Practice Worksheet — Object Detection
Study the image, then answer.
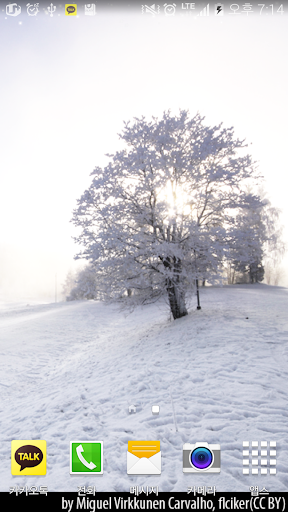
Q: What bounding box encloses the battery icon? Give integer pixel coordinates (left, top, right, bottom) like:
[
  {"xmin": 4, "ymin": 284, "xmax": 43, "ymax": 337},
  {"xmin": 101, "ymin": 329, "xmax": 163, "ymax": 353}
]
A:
[{"xmin": 215, "ymin": 3, "xmax": 224, "ymax": 15}]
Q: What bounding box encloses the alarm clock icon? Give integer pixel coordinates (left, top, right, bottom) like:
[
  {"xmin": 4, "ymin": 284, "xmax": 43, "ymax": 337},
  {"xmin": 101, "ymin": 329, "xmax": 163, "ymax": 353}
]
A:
[{"xmin": 26, "ymin": 3, "xmax": 39, "ymax": 16}]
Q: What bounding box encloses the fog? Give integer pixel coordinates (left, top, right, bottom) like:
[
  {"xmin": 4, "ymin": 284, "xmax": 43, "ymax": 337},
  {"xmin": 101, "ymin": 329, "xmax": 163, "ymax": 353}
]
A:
[{"xmin": 0, "ymin": 13, "xmax": 287, "ymax": 302}]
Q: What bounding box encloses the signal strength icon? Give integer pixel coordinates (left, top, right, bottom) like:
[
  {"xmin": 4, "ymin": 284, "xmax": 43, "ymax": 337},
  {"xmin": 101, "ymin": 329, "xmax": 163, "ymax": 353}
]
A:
[{"xmin": 198, "ymin": 4, "xmax": 209, "ymax": 16}]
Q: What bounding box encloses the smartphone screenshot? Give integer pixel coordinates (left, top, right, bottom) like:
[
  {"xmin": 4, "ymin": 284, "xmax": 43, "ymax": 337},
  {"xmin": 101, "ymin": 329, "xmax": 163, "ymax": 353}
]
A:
[{"xmin": 0, "ymin": 0, "xmax": 287, "ymax": 508}]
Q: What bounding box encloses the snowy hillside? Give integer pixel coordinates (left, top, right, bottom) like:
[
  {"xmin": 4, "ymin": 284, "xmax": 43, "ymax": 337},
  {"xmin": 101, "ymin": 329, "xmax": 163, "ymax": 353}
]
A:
[{"xmin": 0, "ymin": 284, "xmax": 287, "ymax": 492}]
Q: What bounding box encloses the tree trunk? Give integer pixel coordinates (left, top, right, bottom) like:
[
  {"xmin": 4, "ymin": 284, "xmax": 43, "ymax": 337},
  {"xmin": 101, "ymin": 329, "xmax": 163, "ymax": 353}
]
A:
[{"xmin": 166, "ymin": 279, "xmax": 188, "ymax": 320}]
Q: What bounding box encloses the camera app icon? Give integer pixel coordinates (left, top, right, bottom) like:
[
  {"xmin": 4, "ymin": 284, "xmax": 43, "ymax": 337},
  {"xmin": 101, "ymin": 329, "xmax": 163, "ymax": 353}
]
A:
[{"xmin": 183, "ymin": 442, "xmax": 221, "ymax": 473}]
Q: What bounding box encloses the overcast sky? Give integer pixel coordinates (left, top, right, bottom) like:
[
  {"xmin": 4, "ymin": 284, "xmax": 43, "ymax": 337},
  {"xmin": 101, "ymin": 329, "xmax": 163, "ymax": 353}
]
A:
[{"xmin": 0, "ymin": 10, "xmax": 287, "ymax": 301}]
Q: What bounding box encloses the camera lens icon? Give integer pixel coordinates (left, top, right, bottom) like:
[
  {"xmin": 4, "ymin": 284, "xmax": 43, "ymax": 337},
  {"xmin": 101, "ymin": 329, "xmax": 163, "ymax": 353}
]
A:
[
  {"xmin": 191, "ymin": 446, "xmax": 213, "ymax": 470},
  {"xmin": 183, "ymin": 442, "xmax": 221, "ymax": 473}
]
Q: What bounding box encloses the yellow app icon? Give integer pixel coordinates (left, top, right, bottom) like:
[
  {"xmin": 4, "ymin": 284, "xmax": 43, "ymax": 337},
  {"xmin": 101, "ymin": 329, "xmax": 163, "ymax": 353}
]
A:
[
  {"xmin": 127, "ymin": 441, "xmax": 161, "ymax": 475},
  {"xmin": 65, "ymin": 4, "xmax": 77, "ymax": 15},
  {"xmin": 11, "ymin": 440, "xmax": 46, "ymax": 475}
]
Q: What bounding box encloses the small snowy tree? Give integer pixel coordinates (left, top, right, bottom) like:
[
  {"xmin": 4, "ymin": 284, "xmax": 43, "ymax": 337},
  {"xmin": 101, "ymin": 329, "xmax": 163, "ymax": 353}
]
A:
[
  {"xmin": 62, "ymin": 270, "xmax": 77, "ymax": 299},
  {"xmin": 67, "ymin": 265, "xmax": 98, "ymax": 301},
  {"xmin": 262, "ymin": 194, "xmax": 285, "ymax": 284},
  {"xmin": 226, "ymin": 190, "xmax": 285, "ymax": 284},
  {"xmin": 228, "ymin": 201, "xmax": 266, "ymax": 283},
  {"xmin": 72, "ymin": 110, "xmax": 262, "ymax": 319}
]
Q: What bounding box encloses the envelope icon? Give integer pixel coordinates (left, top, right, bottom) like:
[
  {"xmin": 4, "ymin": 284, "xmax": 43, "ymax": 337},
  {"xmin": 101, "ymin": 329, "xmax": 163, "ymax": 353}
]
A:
[{"xmin": 127, "ymin": 441, "xmax": 161, "ymax": 475}]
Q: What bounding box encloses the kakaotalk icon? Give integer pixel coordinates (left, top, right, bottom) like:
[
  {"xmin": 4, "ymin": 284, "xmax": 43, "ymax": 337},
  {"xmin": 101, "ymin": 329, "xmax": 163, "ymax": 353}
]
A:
[{"xmin": 11, "ymin": 440, "xmax": 46, "ymax": 475}]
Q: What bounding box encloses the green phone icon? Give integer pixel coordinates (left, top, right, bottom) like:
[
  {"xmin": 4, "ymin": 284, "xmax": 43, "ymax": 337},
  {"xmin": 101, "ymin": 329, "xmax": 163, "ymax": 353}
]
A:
[{"xmin": 70, "ymin": 441, "xmax": 103, "ymax": 474}]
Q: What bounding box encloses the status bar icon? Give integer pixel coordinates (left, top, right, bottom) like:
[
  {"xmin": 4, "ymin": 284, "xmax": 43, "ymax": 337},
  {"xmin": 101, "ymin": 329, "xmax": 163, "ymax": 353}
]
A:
[
  {"xmin": 6, "ymin": 3, "xmax": 21, "ymax": 16},
  {"xmin": 215, "ymin": 3, "xmax": 224, "ymax": 15},
  {"xmin": 47, "ymin": 3, "xmax": 56, "ymax": 16},
  {"xmin": 65, "ymin": 3, "xmax": 77, "ymax": 15}
]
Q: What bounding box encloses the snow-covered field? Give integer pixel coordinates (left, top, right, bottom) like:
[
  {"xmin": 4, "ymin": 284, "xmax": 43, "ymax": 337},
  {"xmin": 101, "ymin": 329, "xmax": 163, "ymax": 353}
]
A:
[{"xmin": 0, "ymin": 284, "xmax": 287, "ymax": 492}]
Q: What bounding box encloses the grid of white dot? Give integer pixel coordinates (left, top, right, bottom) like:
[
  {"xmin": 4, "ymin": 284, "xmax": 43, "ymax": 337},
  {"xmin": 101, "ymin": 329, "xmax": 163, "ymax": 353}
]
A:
[{"xmin": 242, "ymin": 441, "xmax": 276, "ymax": 475}]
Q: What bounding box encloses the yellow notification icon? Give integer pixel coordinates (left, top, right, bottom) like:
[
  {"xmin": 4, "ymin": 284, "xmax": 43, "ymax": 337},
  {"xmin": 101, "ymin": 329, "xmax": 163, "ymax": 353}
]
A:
[{"xmin": 65, "ymin": 4, "xmax": 77, "ymax": 15}]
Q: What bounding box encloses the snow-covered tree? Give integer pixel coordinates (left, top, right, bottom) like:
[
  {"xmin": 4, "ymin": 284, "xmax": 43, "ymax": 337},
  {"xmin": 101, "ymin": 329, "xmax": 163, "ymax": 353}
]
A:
[
  {"xmin": 66, "ymin": 265, "xmax": 98, "ymax": 301},
  {"xmin": 62, "ymin": 270, "xmax": 77, "ymax": 299},
  {"xmin": 226, "ymin": 190, "xmax": 285, "ymax": 284},
  {"xmin": 262, "ymin": 194, "xmax": 285, "ymax": 283},
  {"xmin": 72, "ymin": 110, "xmax": 263, "ymax": 319},
  {"xmin": 228, "ymin": 201, "xmax": 265, "ymax": 283}
]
